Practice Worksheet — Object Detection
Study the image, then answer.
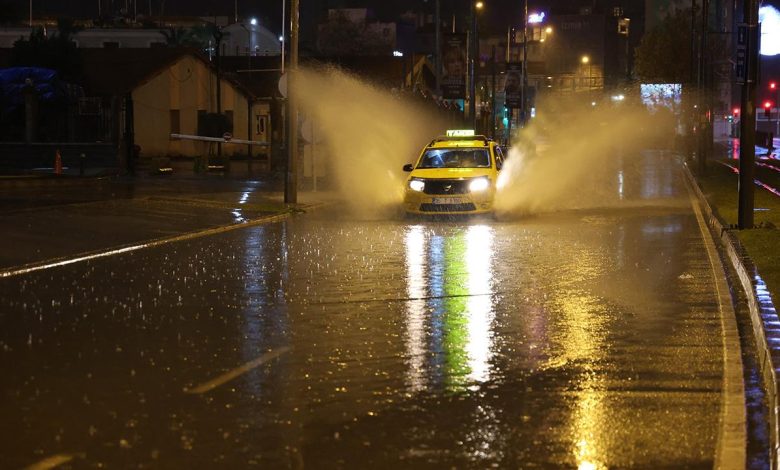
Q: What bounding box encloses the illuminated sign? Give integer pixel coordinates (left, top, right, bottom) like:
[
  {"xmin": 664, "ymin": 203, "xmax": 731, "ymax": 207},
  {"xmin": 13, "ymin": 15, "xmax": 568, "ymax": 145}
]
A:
[
  {"xmin": 528, "ymin": 12, "xmax": 546, "ymax": 24},
  {"xmin": 760, "ymin": 5, "xmax": 780, "ymax": 56},
  {"xmin": 446, "ymin": 129, "xmax": 475, "ymax": 137},
  {"xmin": 640, "ymin": 83, "xmax": 682, "ymax": 112}
]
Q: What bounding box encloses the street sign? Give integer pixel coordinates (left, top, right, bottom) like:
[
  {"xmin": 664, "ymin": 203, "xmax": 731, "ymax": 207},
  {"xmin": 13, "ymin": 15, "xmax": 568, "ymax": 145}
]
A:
[
  {"xmin": 736, "ymin": 24, "xmax": 747, "ymax": 84},
  {"xmin": 735, "ymin": 23, "xmax": 759, "ymax": 85}
]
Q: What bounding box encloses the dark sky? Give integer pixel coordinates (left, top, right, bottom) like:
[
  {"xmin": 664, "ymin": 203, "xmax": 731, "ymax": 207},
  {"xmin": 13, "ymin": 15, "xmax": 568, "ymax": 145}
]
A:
[{"xmin": 7, "ymin": 1, "xmax": 641, "ymax": 36}]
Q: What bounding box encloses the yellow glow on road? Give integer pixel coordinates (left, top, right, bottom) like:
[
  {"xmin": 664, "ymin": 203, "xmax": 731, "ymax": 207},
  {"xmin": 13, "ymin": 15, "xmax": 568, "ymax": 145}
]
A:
[
  {"xmin": 404, "ymin": 225, "xmax": 428, "ymax": 391},
  {"xmin": 465, "ymin": 225, "xmax": 495, "ymax": 382}
]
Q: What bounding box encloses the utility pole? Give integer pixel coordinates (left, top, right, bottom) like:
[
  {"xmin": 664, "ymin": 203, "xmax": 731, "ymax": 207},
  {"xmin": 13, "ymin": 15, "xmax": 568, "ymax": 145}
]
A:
[
  {"xmin": 469, "ymin": 1, "xmax": 477, "ymax": 130},
  {"xmin": 521, "ymin": 0, "xmax": 528, "ymax": 127},
  {"xmin": 738, "ymin": 0, "xmax": 758, "ymax": 229},
  {"xmin": 696, "ymin": 0, "xmax": 710, "ymax": 175},
  {"xmin": 213, "ymin": 27, "xmax": 223, "ymax": 159},
  {"xmin": 285, "ymin": 0, "xmax": 299, "ymax": 204},
  {"xmin": 435, "ymin": 0, "xmax": 441, "ymax": 96},
  {"xmin": 491, "ymin": 45, "xmax": 496, "ymax": 139}
]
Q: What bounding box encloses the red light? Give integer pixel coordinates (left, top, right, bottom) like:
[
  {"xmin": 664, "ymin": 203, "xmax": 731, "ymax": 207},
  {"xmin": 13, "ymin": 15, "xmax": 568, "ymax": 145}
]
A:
[
  {"xmin": 771, "ymin": 82, "xmax": 778, "ymax": 90},
  {"xmin": 765, "ymin": 101, "xmax": 773, "ymax": 109},
  {"xmin": 733, "ymin": 107, "xmax": 740, "ymax": 115}
]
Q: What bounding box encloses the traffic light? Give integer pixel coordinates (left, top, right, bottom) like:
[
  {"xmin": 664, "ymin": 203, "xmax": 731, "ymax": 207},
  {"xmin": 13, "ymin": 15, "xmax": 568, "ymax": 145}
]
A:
[
  {"xmin": 732, "ymin": 107, "xmax": 740, "ymax": 117},
  {"xmin": 764, "ymin": 101, "xmax": 773, "ymax": 119},
  {"xmin": 771, "ymin": 82, "xmax": 777, "ymax": 91}
]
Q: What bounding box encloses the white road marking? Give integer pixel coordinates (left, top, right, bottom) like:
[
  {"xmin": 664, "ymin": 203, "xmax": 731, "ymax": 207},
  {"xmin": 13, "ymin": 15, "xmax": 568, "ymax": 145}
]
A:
[
  {"xmin": 184, "ymin": 347, "xmax": 291, "ymax": 394},
  {"xmin": 683, "ymin": 166, "xmax": 746, "ymax": 469},
  {"xmin": 0, "ymin": 213, "xmax": 292, "ymax": 279},
  {"xmin": 25, "ymin": 453, "xmax": 76, "ymax": 470}
]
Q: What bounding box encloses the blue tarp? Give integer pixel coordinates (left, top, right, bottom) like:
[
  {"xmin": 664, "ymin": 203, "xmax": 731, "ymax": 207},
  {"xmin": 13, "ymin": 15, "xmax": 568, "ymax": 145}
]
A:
[{"xmin": 0, "ymin": 67, "xmax": 79, "ymax": 112}]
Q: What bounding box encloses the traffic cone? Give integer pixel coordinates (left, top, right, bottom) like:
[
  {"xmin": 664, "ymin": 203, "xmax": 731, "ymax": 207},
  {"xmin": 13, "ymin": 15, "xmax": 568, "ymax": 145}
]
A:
[{"xmin": 54, "ymin": 149, "xmax": 62, "ymax": 175}]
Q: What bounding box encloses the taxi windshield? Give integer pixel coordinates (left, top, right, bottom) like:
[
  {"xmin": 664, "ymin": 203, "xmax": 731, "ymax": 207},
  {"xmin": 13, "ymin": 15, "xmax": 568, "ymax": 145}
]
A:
[{"xmin": 417, "ymin": 148, "xmax": 491, "ymax": 169}]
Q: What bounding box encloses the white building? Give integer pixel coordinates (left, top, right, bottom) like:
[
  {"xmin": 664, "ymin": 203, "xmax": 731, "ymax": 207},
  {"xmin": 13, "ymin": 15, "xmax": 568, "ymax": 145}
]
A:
[{"xmin": 0, "ymin": 19, "xmax": 281, "ymax": 56}]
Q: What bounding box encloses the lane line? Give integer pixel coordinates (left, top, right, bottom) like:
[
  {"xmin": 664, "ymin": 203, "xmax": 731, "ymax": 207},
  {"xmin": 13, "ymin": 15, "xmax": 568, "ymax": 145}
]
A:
[
  {"xmin": 25, "ymin": 453, "xmax": 76, "ymax": 470},
  {"xmin": 311, "ymin": 292, "xmax": 495, "ymax": 306},
  {"xmin": 0, "ymin": 212, "xmax": 293, "ymax": 279},
  {"xmin": 184, "ymin": 347, "xmax": 291, "ymax": 394},
  {"xmin": 683, "ymin": 168, "xmax": 747, "ymax": 469}
]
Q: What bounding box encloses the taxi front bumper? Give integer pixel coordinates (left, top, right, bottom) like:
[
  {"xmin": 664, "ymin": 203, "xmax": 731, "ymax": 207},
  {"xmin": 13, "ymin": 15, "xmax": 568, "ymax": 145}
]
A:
[{"xmin": 403, "ymin": 190, "xmax": 495, "ymax": 214}]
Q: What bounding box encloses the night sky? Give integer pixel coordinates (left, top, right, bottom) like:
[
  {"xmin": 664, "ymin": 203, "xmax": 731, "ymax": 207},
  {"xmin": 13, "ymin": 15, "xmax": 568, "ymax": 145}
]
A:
[{"xmin": 7, "ymin": 1, "xmax": 619, "ymax": 35}]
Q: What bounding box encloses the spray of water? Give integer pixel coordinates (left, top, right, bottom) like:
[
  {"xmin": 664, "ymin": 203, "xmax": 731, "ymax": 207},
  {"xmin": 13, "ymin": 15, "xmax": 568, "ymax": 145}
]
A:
[
  {"xmin": 293, "ymin": 67, "xmax": 675, "ymax": 220},
  {"xmin": 495, "ymin": 95, "xmax": 676, "ymax": 218},
  {"xmin": 292, "ymin": 66, "xmax": 448, "ymax": 218}
]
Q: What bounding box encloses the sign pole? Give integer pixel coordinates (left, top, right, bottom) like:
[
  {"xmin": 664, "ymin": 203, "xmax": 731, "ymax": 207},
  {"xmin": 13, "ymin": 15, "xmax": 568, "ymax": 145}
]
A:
[
  {"xmin": 285, "ymin": 0, "xmax": 299, "ymax": 204},
  {"xmin": 737, "ymin": 1, "xmax": 758, "ymax": 230}
]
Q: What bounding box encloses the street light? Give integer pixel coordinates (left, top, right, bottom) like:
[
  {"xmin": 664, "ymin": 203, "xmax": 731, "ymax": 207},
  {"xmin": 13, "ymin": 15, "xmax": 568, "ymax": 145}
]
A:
[
  {"xmin": 581, "ymin": 55, "xmax": 591, "ymax": 92},
  {"xmin": 469, "ymin": 1, "xmax": 484, "ymax": 130}
]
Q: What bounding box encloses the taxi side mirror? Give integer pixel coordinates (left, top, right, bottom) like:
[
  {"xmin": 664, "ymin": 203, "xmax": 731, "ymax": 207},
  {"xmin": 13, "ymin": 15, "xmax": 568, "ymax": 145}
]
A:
[{"xmin": 402, "ymin": 164, "xmax": 413, "ymax": 172}]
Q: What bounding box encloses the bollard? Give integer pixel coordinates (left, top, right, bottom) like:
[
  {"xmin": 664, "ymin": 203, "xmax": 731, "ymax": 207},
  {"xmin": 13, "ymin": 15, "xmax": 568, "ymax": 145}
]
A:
[{"xmin": 79, "ymin": 153, "xmax": 86, "ymax": 177}]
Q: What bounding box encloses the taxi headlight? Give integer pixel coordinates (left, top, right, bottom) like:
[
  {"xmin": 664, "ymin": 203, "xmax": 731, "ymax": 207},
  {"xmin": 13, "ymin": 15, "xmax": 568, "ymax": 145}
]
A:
[
  {"xmin": 408, "ymin": 178, "xmax": 425, "ymax": 192},
  {"xmin": 469, "ymin": 177, "xmax": 490, "ymax": 192}
]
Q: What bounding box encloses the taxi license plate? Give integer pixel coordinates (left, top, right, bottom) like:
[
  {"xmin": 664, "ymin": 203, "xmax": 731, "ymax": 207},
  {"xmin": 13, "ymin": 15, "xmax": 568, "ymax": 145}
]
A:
[{"xmin": 432, "ymin": 197, "xmax": 463, "ymax": 204}]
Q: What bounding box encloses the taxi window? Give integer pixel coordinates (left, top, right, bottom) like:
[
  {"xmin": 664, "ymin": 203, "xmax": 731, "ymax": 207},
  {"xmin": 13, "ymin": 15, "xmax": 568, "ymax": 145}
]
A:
[
  {"xmin": 418, "ymin": 148, "xmax": 491, "ymax": 169},
  {"xmin": 494, "ymin": 146, "xmax": 504, "ymax": 169}
]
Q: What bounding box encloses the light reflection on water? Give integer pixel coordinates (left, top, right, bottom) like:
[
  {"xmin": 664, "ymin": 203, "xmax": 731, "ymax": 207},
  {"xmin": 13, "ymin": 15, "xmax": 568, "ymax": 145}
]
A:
[{"xmin": 403, "ymin": 224, "xmax": 496, "ymax": 392}]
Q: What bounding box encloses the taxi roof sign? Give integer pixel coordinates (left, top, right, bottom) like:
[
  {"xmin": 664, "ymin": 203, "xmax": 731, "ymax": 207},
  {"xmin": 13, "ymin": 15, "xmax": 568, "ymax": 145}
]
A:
[{"xmin": 445, "ymin": 129, "xmax": 475, "ymax": 137}]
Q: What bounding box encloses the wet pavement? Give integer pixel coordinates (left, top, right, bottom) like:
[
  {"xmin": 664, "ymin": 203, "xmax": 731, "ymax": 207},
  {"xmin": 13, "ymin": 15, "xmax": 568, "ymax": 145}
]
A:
[{"xmin": 0, "ymin": 150, "xmax": 737, "ymax": 468}]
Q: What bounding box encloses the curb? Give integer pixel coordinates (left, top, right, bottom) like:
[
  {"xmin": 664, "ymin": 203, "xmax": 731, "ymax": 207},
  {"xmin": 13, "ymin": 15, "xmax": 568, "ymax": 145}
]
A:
[
  {"xmin": 0, "ymin": 173, "xmax": 119, "ymax": 188},
  {"xmin": 683, "ymin": 162, "xmax": 780, "ymax": 468}
]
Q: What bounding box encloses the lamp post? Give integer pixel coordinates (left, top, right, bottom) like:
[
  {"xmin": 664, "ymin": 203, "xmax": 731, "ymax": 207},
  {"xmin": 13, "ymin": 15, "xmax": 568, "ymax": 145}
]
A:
[
  {"xmin": 469, "ymin": 1, "xmax": 484, "ymax": 130},
  {"xmin": 520, "ymin": 0, "xmax": 527, "ymax": 127},
  {"xmin": 285, "ymin": 0, "xmax": 299, "ymax": 204},
  {"xmin": 581, "ymin": 55, "xmax": 591, "ymax": 97},
  {"xmin": 280, "ymin": 0, "xmax": 285, "ymax": 74}
]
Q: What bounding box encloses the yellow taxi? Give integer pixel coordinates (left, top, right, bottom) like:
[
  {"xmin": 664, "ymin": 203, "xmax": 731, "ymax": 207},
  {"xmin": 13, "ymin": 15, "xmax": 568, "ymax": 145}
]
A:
[{"xmin": 402, "ymin": 130, "xmax": 504, "ymax": 215}]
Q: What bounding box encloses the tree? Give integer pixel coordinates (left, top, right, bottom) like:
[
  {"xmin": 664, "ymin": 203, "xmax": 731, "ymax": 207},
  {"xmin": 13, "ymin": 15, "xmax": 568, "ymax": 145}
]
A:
[
  {"xmin": 634, "ymin": 8, "xmax": 692, "ymax": 84},
  {"xmin": 317, "ymin": 12, "xmax": 392, "ymax": 56},
  {"xmin": 10, "ymin": 18, "xmax": 83, "ymax": 80},
  {"xmin": 0, "ymin": 1, "xmax": 22, "ymax": 25}
]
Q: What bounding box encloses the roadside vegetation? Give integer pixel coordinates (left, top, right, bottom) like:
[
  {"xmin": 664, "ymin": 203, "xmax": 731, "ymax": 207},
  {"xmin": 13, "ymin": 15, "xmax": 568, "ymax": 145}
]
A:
[{"xmin": 696, "ymin": 159, "xmax": 780, "ymax": 299}]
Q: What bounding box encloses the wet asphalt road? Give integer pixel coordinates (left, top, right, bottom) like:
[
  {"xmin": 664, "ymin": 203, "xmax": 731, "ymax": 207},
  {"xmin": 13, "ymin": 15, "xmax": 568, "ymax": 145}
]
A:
[{"xmin": 0, "ymin": 151, "xmax": 729, "ymax": 468}]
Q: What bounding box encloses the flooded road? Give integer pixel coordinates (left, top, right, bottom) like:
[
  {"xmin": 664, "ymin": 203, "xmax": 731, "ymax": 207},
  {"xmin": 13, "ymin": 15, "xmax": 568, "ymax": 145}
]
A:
[{"xmin": 0, "ymin": 151, "xmax": 731, "ymax": 468}]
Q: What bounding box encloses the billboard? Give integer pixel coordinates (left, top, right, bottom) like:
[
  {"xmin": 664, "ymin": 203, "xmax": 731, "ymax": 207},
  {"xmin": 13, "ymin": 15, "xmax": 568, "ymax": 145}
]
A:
[
  {"xmin": 441, "ymin": 34, "xmax": 466, "ymax": 100},
  {"xmin": 504, "ymin": 62, "xmax": 523, "ymax": 109},
  {"xmin": 640, "ymin": 83, "xmax": 682, "ymax": 112},
  {"xmin": 760, "ymin": 3, "xmax": 780, "ymax": 56}
]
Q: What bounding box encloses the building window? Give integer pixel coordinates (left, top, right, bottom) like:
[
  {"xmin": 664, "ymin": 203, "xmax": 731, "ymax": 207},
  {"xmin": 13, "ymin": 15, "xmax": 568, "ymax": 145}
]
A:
[
  {"xmin": 618, "ymin": 18, "xmax": 630, "ymax": 35},
  {"xmin": 170, "ymin": 110, "xmax": 180, "ymax": 134},
  {"xmin": 613, "ymin": 7, "xmax": 624, "ymax": 17}
]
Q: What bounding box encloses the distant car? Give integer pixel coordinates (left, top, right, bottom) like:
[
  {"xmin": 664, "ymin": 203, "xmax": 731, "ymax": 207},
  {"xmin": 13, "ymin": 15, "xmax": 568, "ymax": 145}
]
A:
[{"xmin": 402, "ymin": 130, "xmax": 505, "ymax": 215}]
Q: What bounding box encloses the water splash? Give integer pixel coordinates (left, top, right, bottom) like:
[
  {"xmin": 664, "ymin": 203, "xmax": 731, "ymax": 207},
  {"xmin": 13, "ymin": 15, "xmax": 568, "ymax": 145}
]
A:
[
  {"xmin": 292, "ymin": 66, "xmax": 449, "ymax": 218},
  {"xmin": 495, "ymin": 95, "xmax": 676, "ymax": 218}
]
